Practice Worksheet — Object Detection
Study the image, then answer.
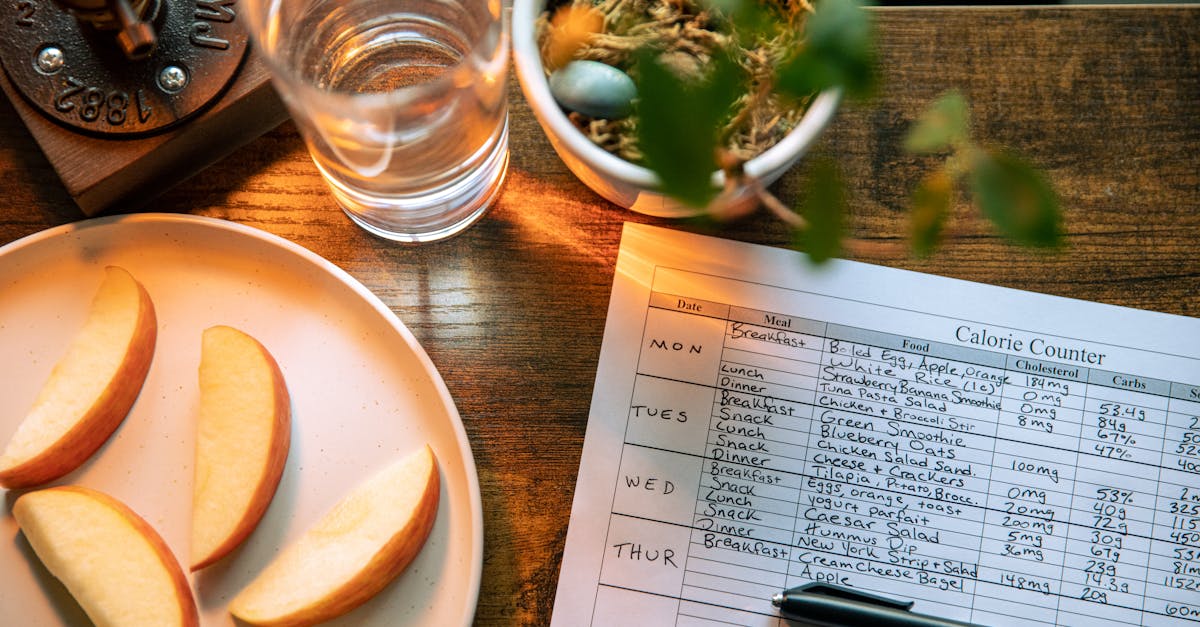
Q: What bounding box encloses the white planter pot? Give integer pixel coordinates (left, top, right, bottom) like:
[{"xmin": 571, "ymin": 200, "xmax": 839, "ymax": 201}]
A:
[{"xmin": 511, "ymin": 0, "xmax": 842, "ymax": 218}]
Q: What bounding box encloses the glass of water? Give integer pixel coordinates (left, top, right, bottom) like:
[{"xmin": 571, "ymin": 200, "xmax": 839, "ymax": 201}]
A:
[{"xmin": 243, "ymin": 0, "xmax": 509, "ymax": 242}]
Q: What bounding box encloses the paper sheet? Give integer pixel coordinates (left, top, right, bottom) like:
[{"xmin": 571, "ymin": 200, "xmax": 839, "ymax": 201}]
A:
[{"xmin": 551, "ymin": 223, "xmax": 1200, "ymax": 626}]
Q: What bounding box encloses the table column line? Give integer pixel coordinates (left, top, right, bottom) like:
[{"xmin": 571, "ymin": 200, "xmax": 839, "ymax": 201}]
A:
[
  {"xmin": 967, "ymin": 358, "xmax": 1007, "ymax": 619},
  {"xmin": 673, "ymin": 315, "xmax": 737, "ymax": 627},
  {"xmin": 787, "ymin": 319, "xmax": 830, "ymax": 587},
  {"xmin": 1053, "ymin": 376, "xmax": 1091, "ymax": 621},
  {"xmin": 1144, "ymin": 395, "xmax": 1177, "ymax": 627}
]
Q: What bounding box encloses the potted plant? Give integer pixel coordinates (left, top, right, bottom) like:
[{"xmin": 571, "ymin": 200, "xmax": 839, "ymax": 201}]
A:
[{"xmin": 512, "ymin": 0, "xmax": 1061, "ymax": 259}]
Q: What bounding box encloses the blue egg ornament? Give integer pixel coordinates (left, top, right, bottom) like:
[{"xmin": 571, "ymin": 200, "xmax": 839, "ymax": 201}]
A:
[{"xmin": 549, "ymin": 60, "xmax": 637, "ymax": 120}]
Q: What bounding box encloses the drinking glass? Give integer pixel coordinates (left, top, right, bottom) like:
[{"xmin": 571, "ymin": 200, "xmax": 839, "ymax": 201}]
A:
[{"xmin": 242, "ymin": 0, "xmax": 509, "ymax": 242}]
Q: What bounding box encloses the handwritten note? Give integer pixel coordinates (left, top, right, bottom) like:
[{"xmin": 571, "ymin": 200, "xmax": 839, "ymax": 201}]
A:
[{"xmin": 551, "ymin": 223, "xmax": 1200, "ymax": 626}]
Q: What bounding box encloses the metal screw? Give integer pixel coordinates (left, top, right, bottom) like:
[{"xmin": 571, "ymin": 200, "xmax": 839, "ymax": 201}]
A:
[
  {"xmin": 35, "ymin": 47, "xmax": 64, "ymax": 74},
  {"xmin": 158, "ymin": 65, "xmax": 188, "ymax": 93}
]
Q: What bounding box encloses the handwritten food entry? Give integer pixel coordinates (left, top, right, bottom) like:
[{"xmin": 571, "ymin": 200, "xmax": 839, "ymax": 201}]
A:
[{"xmin": 551, "ymin": 223, "xmax": 1200, "ymax": 626}]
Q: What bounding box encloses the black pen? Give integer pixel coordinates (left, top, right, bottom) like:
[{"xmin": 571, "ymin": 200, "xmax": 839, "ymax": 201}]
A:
[{"xmin": 771, "ymin": 582, "xmax": 988, "ymax": 627}]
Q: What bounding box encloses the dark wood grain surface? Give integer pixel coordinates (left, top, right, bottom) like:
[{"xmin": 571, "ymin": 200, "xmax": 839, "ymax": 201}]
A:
[
  {"xmin": 0, "ymin": 55, "xmax": 286, "ymax": 214},
  {"xmin": 1, "ymin": 7, "xmax": 1196, "ymax": 625}
]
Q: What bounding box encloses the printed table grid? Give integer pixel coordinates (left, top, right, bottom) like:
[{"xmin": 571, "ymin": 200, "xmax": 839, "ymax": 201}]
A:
[{"xmin": 595, "ymin": 286, "xmax": 1200, "ymax": 627}]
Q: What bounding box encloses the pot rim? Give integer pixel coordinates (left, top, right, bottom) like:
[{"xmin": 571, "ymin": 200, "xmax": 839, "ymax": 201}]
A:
[{"xmin": 511, "ymin": 0, "xmax": 843, "ymax": 192}]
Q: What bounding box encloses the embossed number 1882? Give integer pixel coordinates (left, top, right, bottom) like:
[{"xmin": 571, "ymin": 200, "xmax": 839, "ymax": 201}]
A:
[{"xmin": 54, "ymin": 77, "xmax": 152, "ymax": 127}]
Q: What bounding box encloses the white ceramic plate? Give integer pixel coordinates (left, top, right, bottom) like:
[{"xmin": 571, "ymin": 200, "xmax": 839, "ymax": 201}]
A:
[{"xmin": 0, "ymin": 214, "xmax": 482, "ymax": 626}]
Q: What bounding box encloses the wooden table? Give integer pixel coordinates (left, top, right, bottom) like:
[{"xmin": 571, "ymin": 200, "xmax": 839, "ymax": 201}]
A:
[{"xmin": 1, "ymin": 6, "xmax": 1196, "ymax": 625}]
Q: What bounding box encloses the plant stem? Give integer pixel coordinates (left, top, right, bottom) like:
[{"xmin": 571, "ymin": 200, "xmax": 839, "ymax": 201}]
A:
[{"xmin": 750, "ymin": 179, "xmax": 808, "ymax": 229}]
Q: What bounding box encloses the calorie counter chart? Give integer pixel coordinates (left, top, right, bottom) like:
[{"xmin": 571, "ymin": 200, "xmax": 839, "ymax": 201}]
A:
[{"xmin": 550, "ymin": 224, "xmax": 1200, "ymax": 627}]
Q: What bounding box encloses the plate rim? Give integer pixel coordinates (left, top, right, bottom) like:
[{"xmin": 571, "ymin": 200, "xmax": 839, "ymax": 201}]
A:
[{"xmin": 0, "ymin": 212, "xmax": 484, "ymax": 626}]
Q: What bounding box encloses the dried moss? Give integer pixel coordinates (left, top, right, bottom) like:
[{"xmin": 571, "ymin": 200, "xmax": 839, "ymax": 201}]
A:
[{"xmin": 536, "ymin": 0, "xmax": 816, "ymax": 165}]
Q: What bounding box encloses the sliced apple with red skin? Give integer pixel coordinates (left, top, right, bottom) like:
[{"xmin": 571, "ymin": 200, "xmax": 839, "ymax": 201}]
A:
[
  {"xmin": 190, "ymin": 324, "xmax": 292, "ymax": 571},
  {"xmin": 0, "ymin": 265, "xmax": 157, "ymax": 489},
  {"xmin": 13, "ymin": 485, "xmax": 199, "ymax": 627},
  {"xmin": 230, "ymin": 445, "xmax": 440, "ymax": 627}
]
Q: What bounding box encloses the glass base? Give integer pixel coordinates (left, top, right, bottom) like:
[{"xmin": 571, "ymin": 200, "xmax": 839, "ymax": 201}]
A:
[{"xmin": 319, "ymin": 118, "xmax": 510, "ymax": 244}]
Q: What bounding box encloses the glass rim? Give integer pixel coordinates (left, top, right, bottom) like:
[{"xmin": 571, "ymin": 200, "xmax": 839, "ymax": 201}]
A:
[{"xmin": 243, "ymin": 0, "xmax": 510, "ymax": 105}]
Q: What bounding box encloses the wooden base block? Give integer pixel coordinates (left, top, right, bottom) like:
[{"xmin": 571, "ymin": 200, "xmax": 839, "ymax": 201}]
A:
[{"xmin": 0, "ymin": 53, "xmax": 288, "ymax": 215}]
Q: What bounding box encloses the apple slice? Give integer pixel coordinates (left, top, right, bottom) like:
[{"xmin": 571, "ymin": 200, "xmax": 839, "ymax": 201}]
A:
[
  {"xmin": 13, "ymin": 485, "xmax": 199, "ymax": 627},
  {"xmin": 230, "ymin": 445, "xmax": 441, "ymax": 626},
  {"xmin": 190, "ymin": 325, "xmax": 292, "ymax": 571},
  {"xmin": 0, "ymin": 265, "xmax": 157, "ymax": 489}
]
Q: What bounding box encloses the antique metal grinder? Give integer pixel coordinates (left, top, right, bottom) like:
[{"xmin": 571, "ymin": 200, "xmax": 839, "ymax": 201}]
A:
[
  {"xmin": 0, "ymin": 0, "xmax": 284, "ymax": 213},
  {"xmin": 0, "ymin": 0, "xmax": 248, "ymax": 136}
]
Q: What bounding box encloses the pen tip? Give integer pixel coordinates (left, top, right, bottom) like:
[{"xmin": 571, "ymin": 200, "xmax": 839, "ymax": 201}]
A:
[{"xmin": 770, "ymin": 592, "xmax": 783, "ymax": 607}]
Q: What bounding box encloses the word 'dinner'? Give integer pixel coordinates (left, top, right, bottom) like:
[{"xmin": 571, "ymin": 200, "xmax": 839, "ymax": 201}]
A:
[{"xmin": 552, "ymin": 223, "xmax": 1200, "ymax": 627}]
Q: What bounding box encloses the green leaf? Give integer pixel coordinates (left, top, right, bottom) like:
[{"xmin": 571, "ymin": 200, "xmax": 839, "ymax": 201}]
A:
[
  {"xmin": 704, "ymin": 48, "xmax": 744, "ymax": 116},
  {"xmin": 910, "ymin": 169, "xmax": 953, "ymax": 256},
  {"xmin": 969, "ymin": 148, "xmax": 1061, "ymax": 248},
  {"xmin": 905, "ymin": 90, "xmax": 970, "ymax": 154},
  {"xmin": 794, "ymin": 157, "xmax": 846, "ymax": 263},
  {"xmin": 776, "ymin": 54, "xmax": 841, "ymax": 101},
  {"xmin": 634, "ymin": 48, "xmax": 743, "ymax": 208},
  {"xmin": 705, "ymin": 0, "xmax": 776, "ymax": 40},
  {"xmin": 777, "ymin": 0, "xmax": 877, "ymax": 100}
]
